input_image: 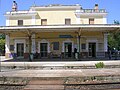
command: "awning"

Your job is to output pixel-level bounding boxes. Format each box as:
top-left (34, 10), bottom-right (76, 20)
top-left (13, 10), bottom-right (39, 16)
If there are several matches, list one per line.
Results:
top-left (0, 24), bottom-right (120, 33)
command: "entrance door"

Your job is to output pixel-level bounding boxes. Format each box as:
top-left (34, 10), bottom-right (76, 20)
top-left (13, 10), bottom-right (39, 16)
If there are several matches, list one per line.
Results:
top-left (17, 43), bottom-right (24, 57)
top-left (64, 43), bottom-right (72, 58)
top-left (89, 43), bottom-right (96, 57)
top-left (40, 43), bottom-right (48, 58)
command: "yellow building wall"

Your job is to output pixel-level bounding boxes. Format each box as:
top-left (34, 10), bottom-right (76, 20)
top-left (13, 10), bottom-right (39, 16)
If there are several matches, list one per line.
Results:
top-left (10, 32), bottom-right (27, 37)
top-left (36, 32), bottom-right (77, 53)
top-left (81, 18), bottom-right (89, 24)
top-left (9, 30), bottom-right (104, 54)
top-left (9, 38), bottom-right (15, 53)
top-left (8, 10), bottom-right (77, 26)
top-left (95, 18), bottom-right (103, 24)
top-left (82, 31), bottom-right (102, 36)
top-left (97, 37), bottom-right (104, 51)
top-left (35, 10), bottom-right (77, 25)
top-left (80, 18), bottom-right (104, 24)
top-left (9, 16), bottom-right (32, 26)
top-left (9, 20), bottom-right (17, 26)
top-left (8, 10), bottom-right (105, 26)
top-left (80, 15), bottom-right (103, 24)
top-left (24, 19), bottom-right (32, 25)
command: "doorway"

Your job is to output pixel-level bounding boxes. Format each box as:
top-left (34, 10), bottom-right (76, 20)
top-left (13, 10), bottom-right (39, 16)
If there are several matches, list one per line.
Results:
top-left (17, 43), bottom-right (24, 57)
top-left (40, 43), bottom-right (48, 58)
top-left (64, 42), bottom-right (72, 58)
top-left (88, 43), bottom-right (96, 57)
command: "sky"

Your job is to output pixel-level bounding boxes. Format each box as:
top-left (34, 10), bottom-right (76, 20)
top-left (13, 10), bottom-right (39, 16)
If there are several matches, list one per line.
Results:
top-left (0, 0), bottom-right (120, 26)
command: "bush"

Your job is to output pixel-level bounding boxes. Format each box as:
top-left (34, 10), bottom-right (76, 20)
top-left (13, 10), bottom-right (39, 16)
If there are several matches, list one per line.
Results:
top-left (95, 62), bottom-right (105, 68)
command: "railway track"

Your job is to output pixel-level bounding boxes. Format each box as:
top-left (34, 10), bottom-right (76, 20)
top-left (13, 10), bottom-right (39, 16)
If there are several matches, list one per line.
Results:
top-left (0, 81), bottom-right (120, 90)
top-left (65, 82), bottom-right (120, 90)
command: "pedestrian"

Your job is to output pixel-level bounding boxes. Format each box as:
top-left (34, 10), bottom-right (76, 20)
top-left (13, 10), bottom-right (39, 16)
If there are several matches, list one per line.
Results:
top-left (115, 49), bottom-right (118, 60)
top-left (74, 48), bottom-right (78, 59)
top-left (108, 46), bottom-right (111, 60)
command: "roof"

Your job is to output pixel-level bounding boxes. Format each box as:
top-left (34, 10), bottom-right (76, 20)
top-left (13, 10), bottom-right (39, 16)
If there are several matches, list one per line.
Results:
top-left (0, 24), bottom-right (119, 33)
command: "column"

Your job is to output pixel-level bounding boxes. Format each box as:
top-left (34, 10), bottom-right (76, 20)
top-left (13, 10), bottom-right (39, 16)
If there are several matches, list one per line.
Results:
top-left (6, 17), bottom-right (9, 26)
top-left (5, 34), bottom-right (10, 58)
top-left (75, 9), bottom-right (81, 24)
top-left (78, 29), bottom-right (81, 59)
top-left (32, 15), bottom-right (36, 25)
top-left (104, 33), bottom-right (108, 52)
top-left (76, 15), bottom-right (81, 24)
top-left (31, 34), bottom-right (36, 53)
top-left (103, 16), bottom-right (107, 24)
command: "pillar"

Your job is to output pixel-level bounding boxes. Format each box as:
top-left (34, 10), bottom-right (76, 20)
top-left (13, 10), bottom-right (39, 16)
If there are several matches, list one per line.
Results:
top-left (104, 33), bottom-right (108, 52)
top-left (6, 17), bottom-right (9, 26)
top-left (76, 15), bottom-right (81, 24)
top-left (32, 15), bottom-right (36, 25)
top-left (103, 16), bottom-right (107, 24)
top-left (78, 29), bottom-right (81, 59)
top-left (5, 34), bottom-right (10, 58)
top-left (78, 35), bottom-right (81, 59)
top-left (31, 34), bottom-right (36, 53)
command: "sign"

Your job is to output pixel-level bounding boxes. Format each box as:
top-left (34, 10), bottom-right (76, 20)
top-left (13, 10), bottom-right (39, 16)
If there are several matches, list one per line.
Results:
top-left (59, 35), bottom-right (73, 38)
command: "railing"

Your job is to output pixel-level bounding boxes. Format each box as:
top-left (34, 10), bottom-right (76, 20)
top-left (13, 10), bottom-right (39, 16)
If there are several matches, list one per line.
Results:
top-left (76, 9), bottom-right (106, 13)
top-left (6, 10), bottom-right (37, 15)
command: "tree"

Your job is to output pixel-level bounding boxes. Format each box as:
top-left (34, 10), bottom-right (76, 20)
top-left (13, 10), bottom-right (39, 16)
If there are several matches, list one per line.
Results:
top-left (114, 20), bottom-right (120, 25)
top-left (0, 34), bottom-right (5, 55)
top-left (108, 20), bottom-right (120, 50)
top-left (108, 32), bottom-right (120, 50)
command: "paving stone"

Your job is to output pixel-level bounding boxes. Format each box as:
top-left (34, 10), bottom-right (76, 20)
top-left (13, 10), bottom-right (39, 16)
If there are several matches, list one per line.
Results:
top-left (29, 79), bottom-right (64, 85)
top-left (0, 69), bottom-right (120, 78)
top-left (24, 85), bottom-right (64, 90)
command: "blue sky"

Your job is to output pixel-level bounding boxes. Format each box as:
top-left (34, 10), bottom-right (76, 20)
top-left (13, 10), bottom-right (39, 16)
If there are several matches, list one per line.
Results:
top-left (0, 0), bottom-right (120, 26)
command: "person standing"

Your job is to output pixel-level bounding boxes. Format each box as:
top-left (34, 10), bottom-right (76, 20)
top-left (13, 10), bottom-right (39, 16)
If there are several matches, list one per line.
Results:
top-left (108, 46), bottom-right (111, 60)
top-left (74, 48), bottom-right (78, 59)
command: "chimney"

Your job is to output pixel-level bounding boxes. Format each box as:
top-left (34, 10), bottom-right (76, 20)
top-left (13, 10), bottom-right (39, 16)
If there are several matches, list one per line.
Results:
top-left (12, 1), bottom-right (17, 11)
top-left (94, 4), bottom-right (98, 12)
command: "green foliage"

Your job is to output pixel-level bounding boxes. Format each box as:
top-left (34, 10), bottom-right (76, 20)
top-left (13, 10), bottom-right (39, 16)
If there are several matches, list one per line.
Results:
top-left (95, 62), bottom-right (105, 68)
top-left (0, 34), bottom-right (5, 39)
top-left (0, 39), bottom-right (5, 51)
top-left (0, 34), bottom-right (5, 54)
top-left (108, 32), bottom-right (120, 50)
top-left (108, 20), bottom-right (120, 50)
top-left (0, 34), bottom-right (5, 55)
top-left (114, 20), bottom-right (120, 25)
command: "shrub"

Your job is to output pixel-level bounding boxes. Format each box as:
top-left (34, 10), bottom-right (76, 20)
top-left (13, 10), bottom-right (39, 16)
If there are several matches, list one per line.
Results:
top-left (95, 62), bottom-right (105, 68)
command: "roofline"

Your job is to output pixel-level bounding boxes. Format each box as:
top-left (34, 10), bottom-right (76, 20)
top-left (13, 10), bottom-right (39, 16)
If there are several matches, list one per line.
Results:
top-left (0, 24), bottom-right (120, 30)
top-left (4, 11), bottom-right (37, 17)
top-left (30, 4), bottom-right (81, 10)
